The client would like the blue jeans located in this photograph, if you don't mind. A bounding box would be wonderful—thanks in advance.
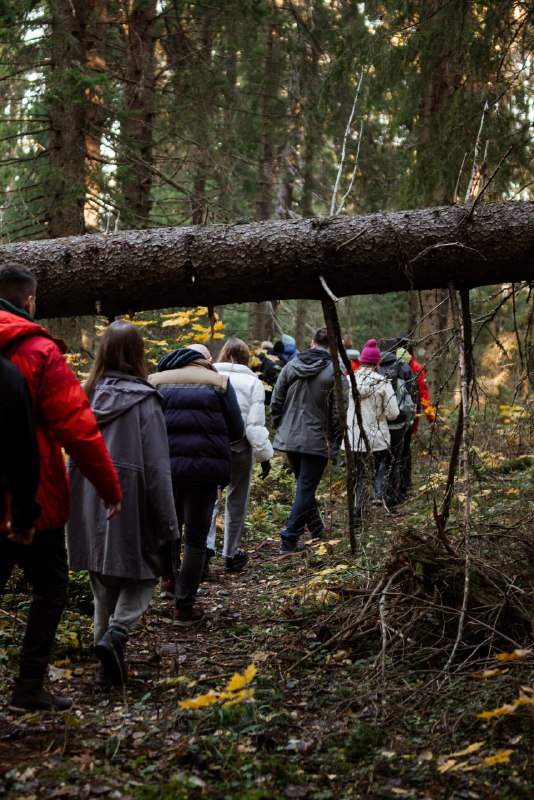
[281,452,328,543]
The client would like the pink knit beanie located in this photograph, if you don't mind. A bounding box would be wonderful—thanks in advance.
[360,338,381,365]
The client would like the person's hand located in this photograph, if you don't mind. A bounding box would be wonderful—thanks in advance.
[106,501,122,520]
[7,523,35,545]
[260,460,271,480]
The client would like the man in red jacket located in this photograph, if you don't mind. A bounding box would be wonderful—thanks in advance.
[0,262,122,712]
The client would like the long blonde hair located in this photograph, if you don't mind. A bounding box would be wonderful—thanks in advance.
[84,321,148,400]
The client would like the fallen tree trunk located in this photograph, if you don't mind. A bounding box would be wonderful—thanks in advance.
[0,200,532,317]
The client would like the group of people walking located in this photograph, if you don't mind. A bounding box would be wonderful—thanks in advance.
[0,260,433,712]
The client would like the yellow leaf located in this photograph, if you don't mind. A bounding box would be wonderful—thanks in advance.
[438,758,468,774]
[226,663,256,693]
[222,688,255,707]
[179,690,219,709]
[495,649,532,661]
[470,669,509,679]
[450,741,485,757]
[483,749,513,766]
[477,704,516,719]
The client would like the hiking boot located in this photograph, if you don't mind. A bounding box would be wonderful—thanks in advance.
[160,576,176,600]
[225,549,249,572]
[280,538,307,554]
[95,625,128,686]
[9,678,72,712]
[95,662,112,690]
[173,606,205,628]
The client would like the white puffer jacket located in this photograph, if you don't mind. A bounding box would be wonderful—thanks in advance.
[346,367,399,452]
[213,362,274,462]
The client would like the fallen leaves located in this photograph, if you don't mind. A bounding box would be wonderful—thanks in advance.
[179,663,257,710]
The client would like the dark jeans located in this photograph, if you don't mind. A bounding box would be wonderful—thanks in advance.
[0,528,68,680]
[172,481,218,610]
[376,427,408,508]
[282,452,329,543]
[354,451,386,522]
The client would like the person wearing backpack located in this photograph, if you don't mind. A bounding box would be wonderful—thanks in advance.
[377,340,417,509]
[345,339,399,524]
[271,327,348,552]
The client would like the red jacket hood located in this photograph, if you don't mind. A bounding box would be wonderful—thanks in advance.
[0,310,67,354]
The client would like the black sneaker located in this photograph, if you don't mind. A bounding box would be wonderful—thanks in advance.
[225,549,249,572]
[280,538,307,554]
[9,678,72,712]
[173,605,205,628]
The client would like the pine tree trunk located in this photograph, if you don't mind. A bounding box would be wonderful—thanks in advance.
[2,201,531,319]
[407,0,471,392]
[47,0,89,238]
[46,0,93,347]
[250,11,280,342]
[118,0,157,228]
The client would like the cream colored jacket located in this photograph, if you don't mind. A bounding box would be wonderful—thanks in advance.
[346,366,399,452]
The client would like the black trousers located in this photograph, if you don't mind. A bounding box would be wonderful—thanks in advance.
[0,528,68,680]
[172,481,219,610]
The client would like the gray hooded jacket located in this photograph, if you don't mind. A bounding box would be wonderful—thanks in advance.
[67,374,179,580]
[271,347,348,458]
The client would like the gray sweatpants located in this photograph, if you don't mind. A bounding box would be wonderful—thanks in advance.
[89,572,157,645]
[206,443,254,558]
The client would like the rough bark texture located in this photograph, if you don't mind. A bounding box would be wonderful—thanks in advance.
[0,201,531,319]
[47,0,90,238]
[119,0,157,227]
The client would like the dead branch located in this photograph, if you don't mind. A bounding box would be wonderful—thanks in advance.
[445,283,473,671]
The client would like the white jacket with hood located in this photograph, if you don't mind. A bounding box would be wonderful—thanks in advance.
[346,366,399,452]
[213,362,274,462]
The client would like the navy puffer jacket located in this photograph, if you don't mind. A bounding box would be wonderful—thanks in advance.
[149,350,244,487]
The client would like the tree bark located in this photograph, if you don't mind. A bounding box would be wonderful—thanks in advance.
[47,0,90,238]
[0,201,531,319]
[118,0,157,228]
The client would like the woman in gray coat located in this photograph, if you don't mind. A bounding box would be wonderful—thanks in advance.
[67,322,178,688]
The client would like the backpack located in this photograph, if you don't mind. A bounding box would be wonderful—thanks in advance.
[379,361,417,426]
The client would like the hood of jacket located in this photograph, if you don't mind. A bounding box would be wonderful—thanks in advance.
[0,299,66,354]
[379,350,398,368]
[158,347,212,372]
[289,347,332,378]
[356,366,388,399]
[213,362,256,378]
[90,373,159,426]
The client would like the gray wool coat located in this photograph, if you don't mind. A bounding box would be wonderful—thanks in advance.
[67,374,179,580]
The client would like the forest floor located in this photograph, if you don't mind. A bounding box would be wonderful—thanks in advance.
[1,417,534,800]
